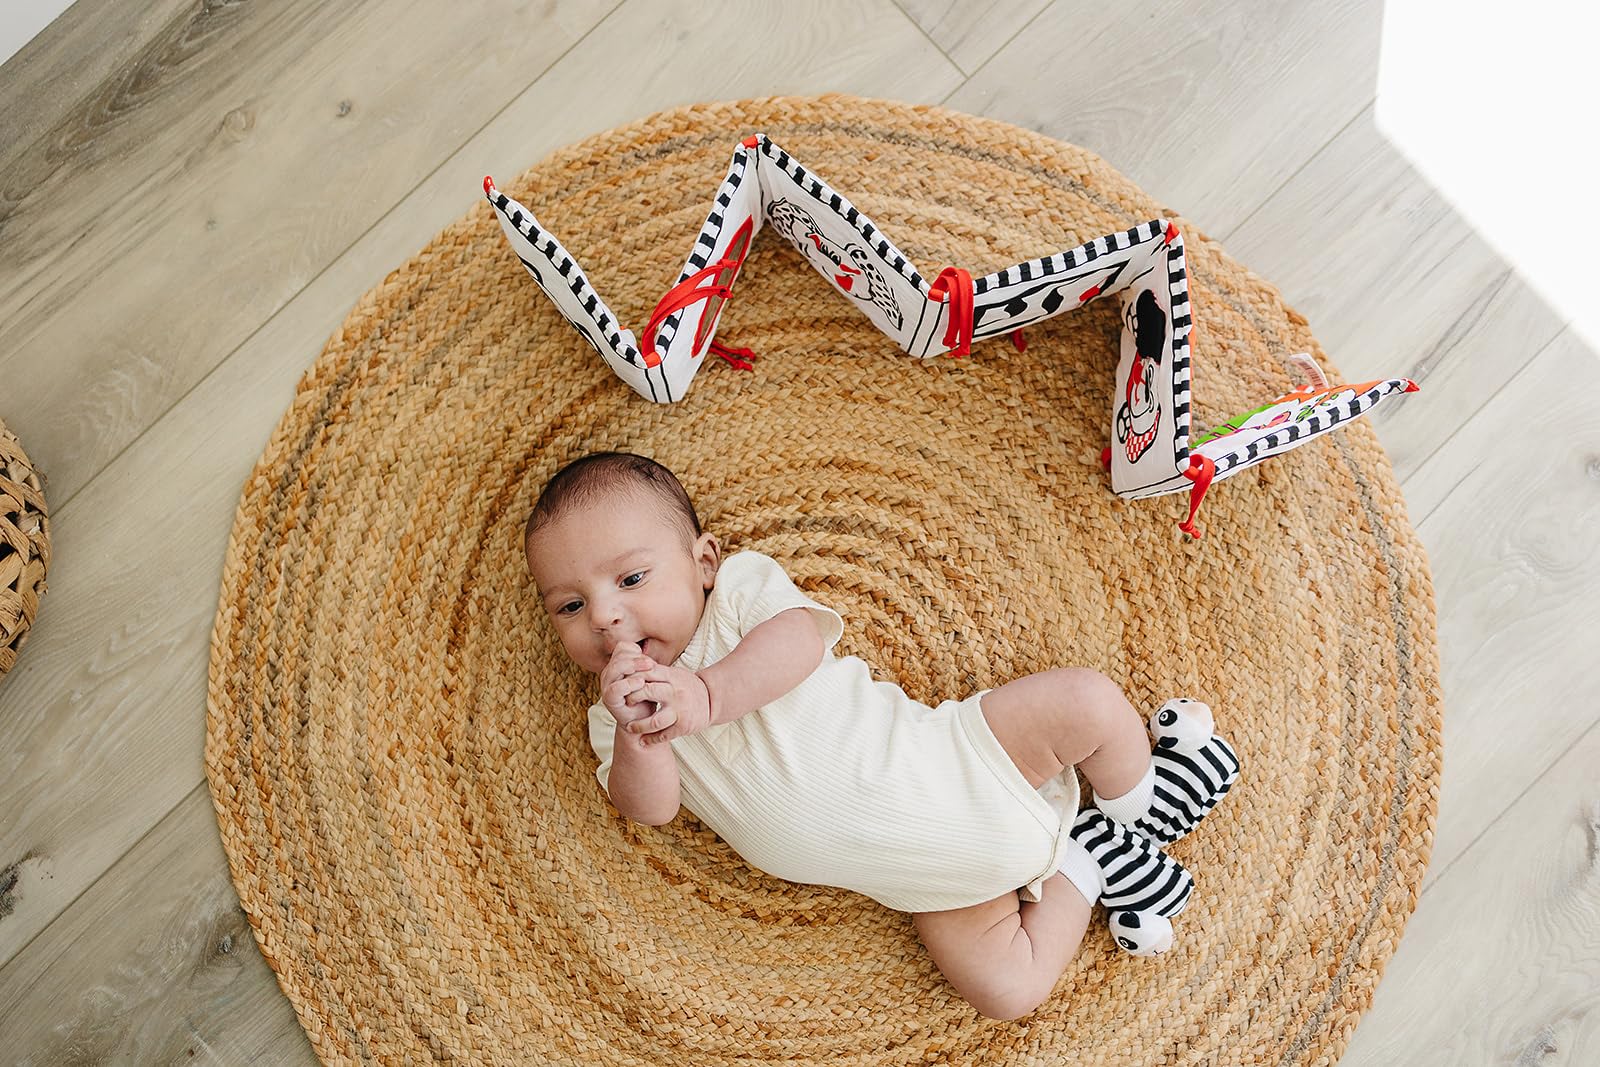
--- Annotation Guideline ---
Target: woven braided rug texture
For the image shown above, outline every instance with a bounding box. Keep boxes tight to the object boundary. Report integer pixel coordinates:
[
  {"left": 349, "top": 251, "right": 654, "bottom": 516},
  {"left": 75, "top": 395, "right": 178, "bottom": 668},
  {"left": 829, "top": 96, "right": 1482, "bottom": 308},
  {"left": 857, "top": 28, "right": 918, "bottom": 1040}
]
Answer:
[{"left": 205, "top": 95, "right": 1441, "bottom": 1066}]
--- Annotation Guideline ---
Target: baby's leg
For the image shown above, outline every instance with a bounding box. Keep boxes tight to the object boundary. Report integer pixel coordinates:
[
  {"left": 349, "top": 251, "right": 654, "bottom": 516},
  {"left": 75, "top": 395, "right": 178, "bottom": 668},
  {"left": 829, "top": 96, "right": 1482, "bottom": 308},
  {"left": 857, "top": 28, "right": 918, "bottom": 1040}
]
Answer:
[
  {"left": 979, "top": 667, "right": 1152, "bottom": 802},
  {"left": 913, "top": 873, "right": 1092, "bottom": 1021}
]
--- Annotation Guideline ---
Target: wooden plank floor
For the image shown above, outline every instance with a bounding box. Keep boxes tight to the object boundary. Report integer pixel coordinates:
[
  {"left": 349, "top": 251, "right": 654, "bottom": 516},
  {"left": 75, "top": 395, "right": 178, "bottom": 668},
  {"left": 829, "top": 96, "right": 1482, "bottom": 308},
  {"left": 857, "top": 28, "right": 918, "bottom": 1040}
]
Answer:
[{"left": 2, "top": 1, "right": 1595, "bottom": 1062}]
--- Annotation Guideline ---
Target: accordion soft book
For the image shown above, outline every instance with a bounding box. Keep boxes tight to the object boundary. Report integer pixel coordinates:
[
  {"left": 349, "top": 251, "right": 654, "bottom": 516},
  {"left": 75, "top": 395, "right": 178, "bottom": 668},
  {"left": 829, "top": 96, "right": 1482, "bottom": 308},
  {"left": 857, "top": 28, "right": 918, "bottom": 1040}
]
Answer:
[{"left": 484, "top": 134, "right": 1416, "bottom": 537}]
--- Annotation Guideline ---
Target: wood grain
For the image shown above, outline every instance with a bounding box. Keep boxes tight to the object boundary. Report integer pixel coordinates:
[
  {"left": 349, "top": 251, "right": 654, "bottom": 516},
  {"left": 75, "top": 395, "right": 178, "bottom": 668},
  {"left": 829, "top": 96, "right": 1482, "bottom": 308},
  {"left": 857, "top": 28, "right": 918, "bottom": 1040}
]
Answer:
[
  {"left": 1338, "top": 709, "right": 1600, "bottom": 1064},
  {"left": 0, "top": 0, "right": 612, "bottom": 508},
  {"left": 0, "top": 0, "right": 193, "bottom": 176},
  {"left": 1404, "top": 329, "right": 1600, "bottom": 890},
  {"left": 943, "top": 0, "right": 1384, "bottom": 235},
  {"left": 896, "top": 0, "right": 1052, "bottom": 75},
  {"left": 1, "top": 0, "right": 1594, "bottom": 1061},
  {"left": 0, "top": 785, "right": 318, "bottom": 1066},
  {"left": 0, "top": 0, "right": 963, "bottom": 990}
]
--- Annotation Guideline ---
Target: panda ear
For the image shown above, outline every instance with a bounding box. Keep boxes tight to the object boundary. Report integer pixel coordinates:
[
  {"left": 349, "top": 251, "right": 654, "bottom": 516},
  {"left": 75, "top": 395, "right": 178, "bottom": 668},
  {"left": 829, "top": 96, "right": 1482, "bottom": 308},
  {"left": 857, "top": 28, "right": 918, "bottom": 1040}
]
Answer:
[{"left": 1116, "top": 912, "right": 1142, "bottom": 929}]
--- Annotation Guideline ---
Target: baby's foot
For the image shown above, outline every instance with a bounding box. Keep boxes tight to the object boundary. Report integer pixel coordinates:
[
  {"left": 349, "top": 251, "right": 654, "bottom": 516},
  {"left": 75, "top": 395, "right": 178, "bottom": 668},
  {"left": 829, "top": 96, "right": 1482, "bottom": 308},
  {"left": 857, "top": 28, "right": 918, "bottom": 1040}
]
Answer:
[
  {"left": 1107, "top": 909, "right": 1175, "bottom": 956},
  {"left": 1069, "top": 809, "right": 1193, "bottom": 917},
  {"left": 1132, "top": 698, "right": 1241, "bottom": 845}
]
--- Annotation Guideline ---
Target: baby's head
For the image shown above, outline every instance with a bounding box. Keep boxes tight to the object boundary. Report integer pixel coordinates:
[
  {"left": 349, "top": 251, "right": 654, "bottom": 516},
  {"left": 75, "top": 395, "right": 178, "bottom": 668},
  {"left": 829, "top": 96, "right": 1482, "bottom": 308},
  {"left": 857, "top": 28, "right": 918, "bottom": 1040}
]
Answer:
[{"left": 524, "top": 451, "right": 720, "bottom": 676}]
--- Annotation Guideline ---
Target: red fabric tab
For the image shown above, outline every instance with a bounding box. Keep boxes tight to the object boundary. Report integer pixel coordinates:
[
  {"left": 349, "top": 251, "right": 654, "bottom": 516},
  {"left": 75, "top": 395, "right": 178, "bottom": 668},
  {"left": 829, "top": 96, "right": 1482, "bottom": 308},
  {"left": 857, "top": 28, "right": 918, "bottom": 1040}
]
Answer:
[
  {"left": 1178, "top": 454, "right": 1216, "bottom": 539},
  {"left": 708, "top": 340, "right": 756, "bottom": 370},
  {"left": 928, "top": 267, "right": 974, "bottom": 359},
  {"left": 640, "top": 258, "right": 741, "bottom": 368}
]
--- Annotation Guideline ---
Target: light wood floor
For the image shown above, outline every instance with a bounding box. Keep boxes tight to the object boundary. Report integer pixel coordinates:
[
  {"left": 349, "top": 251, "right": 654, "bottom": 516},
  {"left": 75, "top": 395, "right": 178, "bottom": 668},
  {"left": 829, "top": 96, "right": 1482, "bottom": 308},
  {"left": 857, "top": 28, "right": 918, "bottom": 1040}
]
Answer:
[{"left": 2, "top": 1, "right": 1596, "bottom": 1063}]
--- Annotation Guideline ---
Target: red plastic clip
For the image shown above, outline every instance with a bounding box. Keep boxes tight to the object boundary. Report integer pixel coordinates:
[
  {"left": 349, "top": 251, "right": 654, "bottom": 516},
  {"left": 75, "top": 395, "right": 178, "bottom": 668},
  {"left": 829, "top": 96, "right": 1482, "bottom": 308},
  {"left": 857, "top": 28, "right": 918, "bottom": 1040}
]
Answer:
[
  {"left": 1011, "top": 329, "right": 1027, "bottom": 352},
  {"left": 1178, "top": 454, "right": 1216, "bottom": 539}
]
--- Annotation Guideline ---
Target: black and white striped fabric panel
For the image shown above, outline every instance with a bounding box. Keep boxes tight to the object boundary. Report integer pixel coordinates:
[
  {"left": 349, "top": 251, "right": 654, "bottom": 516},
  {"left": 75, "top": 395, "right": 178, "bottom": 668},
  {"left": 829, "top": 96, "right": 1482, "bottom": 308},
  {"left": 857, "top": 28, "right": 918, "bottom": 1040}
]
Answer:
[
  {"left": 1162, "top": 233, "right": 1193, "bottom": 478},
  {"left": 483, "top": 182, "right": 689, "bottom": 403},
  {"left": 970, "top": 220, "right": 1165, "bottom": 338},
  {"left": 1108, "top": 228, "right": 1194, "bottom": 498},
  {"left": 753, "top": 136, "right": 927, "bottom": 351},
  {"left": 1194, "top": 378, "right": 1419, "bottom": 484},
  {"left": 649, "top": 140, "right": 765, "bottom": 370}
]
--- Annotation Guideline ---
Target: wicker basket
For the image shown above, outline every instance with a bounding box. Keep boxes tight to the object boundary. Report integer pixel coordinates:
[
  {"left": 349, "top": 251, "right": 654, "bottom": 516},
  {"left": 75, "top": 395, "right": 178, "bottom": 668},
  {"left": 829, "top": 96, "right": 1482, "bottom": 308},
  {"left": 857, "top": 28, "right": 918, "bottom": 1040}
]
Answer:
[{"left": 0, "top": 417, "right": 49, "bottom": 679}]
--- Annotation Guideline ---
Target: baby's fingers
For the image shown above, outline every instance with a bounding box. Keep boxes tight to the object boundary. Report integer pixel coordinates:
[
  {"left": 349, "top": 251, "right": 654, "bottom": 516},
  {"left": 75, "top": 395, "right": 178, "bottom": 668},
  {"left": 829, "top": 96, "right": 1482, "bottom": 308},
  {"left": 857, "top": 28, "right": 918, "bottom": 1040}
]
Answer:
[
  {"left": 627, "top": 703, "right": 677, "bottom": 735},
  {"left": 605, "top": 673, "right": 651, "bottom": 713},
  {"left": 624, "top": 679, "right": 675, "bottom": 708}
]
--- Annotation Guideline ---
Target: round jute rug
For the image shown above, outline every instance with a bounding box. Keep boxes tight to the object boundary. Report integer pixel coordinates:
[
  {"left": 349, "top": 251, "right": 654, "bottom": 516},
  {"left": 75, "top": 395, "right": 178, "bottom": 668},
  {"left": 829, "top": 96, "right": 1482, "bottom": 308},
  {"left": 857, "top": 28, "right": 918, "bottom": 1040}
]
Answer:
[{"left": 205, "top": 95, "right": 1441, "bottom": 1066}]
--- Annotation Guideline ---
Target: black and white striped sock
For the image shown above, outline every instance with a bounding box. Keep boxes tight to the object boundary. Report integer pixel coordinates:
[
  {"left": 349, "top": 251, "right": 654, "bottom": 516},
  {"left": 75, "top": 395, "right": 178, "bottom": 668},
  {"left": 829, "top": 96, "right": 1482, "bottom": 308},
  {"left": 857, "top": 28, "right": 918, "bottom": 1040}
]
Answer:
[
  {"left": 1131, "top": 698, "right": 1241, "bottom": 846},
  {"left": 1069, "top": 809, "right": 1193, "bottom": 917}
]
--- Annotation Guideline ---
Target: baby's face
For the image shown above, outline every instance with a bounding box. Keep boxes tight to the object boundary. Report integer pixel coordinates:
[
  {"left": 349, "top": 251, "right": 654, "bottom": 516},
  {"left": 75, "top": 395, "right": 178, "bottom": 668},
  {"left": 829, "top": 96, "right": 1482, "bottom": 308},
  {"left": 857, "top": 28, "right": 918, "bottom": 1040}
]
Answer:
[{"left": 525, "top": 488, "right": 719, "bottom": 676}]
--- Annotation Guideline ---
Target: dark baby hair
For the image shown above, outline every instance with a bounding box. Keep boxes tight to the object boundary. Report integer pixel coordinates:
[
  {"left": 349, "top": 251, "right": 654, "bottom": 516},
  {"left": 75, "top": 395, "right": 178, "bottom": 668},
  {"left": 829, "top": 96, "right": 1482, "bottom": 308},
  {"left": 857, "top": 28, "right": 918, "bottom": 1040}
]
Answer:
[{"left": 524, "top": 451, "right": 703, "bottom": 556}]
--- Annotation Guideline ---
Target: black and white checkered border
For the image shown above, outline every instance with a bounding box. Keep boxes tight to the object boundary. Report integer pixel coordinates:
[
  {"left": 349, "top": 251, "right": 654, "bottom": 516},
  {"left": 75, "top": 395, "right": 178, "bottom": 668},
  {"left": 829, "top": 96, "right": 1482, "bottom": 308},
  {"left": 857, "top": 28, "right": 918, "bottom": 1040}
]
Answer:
[
  {"left": 1206, "top": 379, "right": 1414, "bottom": 478},
  {"left": 968, "top": 220, "right": 1165, "bottom": 345},
  {"left": 1164, "top": 231, "right": 1193, "bottom": 476},
  {"left": 648, "top": 140, "right": 759, "bottom": 362},
  {"left": 756, "top": 135, "right": 927, "bottom": 293},
  {"left": 487, "top": 190, "right": 644, "bottom": 369},
  {"left": 971, "top": 219, "right": 1160, "bottom": 301}
]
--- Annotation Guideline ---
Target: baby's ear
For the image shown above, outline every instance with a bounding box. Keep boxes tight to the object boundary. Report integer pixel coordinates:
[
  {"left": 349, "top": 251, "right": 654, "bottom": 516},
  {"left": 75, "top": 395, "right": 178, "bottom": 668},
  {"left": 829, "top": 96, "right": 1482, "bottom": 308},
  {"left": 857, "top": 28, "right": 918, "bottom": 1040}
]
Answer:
[{"left": 696, "top": 533, "right": 721, "bottom": 589}]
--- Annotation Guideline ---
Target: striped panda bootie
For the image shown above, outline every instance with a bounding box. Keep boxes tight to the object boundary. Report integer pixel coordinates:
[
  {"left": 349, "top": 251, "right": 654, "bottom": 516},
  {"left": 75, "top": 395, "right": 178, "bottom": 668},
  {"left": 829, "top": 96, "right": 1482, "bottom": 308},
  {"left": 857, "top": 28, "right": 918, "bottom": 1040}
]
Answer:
[
  {"left": 1067, "top": 808, "right": 1193, "bottom": 955},
  {"left": 1044, "top": 697, "right": 1241, "bottom": 956},
  {"left": 1130, "top": 698, "right": 1241, "bottom": 845},
  {"left": 1092, "top": 697, "right": 1240, "bottom": 842}
]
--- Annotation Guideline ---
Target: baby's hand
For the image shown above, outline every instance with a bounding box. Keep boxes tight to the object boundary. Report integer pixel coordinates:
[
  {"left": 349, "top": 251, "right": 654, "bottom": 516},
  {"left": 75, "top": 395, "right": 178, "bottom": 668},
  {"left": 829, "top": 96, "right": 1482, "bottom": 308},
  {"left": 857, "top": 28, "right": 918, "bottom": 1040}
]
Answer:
[
  {"left": 600, "top": 642, "right": 661, "bottom": 726},
  {"left": 621, "top": 664, "right": 712, "bottom": 746}
]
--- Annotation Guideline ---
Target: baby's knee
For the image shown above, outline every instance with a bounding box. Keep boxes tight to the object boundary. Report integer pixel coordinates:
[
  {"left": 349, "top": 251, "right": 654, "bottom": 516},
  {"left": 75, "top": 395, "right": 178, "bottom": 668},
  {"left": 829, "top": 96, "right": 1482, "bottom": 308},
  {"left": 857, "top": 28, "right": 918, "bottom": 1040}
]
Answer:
[
  {"left": 1051, "top": 667, "right": 1126, "bottom": 718},
  {"left": 972, "top": 980, "right": 1052, "bottom": 1022}
]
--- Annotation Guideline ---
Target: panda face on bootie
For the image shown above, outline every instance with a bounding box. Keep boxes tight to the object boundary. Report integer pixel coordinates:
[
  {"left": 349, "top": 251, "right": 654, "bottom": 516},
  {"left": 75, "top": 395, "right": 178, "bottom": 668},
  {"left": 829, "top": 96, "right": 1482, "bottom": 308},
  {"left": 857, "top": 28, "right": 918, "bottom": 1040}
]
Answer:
[
  {"left": 1110, "top": 909, "right": 1174, "bottom": 956},
  {"left": 1151, "top": 697, "right": 1216, "bottom": 748}
]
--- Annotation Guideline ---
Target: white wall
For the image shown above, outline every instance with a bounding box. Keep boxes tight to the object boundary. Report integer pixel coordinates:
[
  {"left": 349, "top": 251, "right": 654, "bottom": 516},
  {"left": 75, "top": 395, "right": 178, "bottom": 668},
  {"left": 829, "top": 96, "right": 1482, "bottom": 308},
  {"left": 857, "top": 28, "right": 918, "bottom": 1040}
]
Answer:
[
  {"left": 1, "top": 0, "right": 77, "bottom": 69},
  {"left": 1378, "top": 1, "right": 1600, "bottom": 352}
]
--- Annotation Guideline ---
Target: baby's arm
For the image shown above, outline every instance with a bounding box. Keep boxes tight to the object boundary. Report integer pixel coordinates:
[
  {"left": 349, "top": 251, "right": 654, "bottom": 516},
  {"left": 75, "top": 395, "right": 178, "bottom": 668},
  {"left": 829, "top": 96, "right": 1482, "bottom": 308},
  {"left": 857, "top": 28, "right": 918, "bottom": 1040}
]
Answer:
[
  {"left": 606, "top": 725, "right": 680, "bottom": 825},
  {"left": 698, "top": 606, "right": 824, "bottom": 727},
  {"left": 600, "top": 642, "right": 681, "bottom": 825},
  {"left": 621, "top": 606, "right": 826, "bottom": 740},
  {"left": 604, "top": 610, "right": 820, "bottom": 822}
]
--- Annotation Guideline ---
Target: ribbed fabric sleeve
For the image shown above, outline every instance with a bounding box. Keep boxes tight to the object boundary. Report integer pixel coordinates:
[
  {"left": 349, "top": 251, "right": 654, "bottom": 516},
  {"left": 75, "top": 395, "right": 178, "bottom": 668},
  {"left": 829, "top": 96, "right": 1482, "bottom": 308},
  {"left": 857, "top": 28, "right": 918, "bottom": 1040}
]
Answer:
[{"left": 718, "top": 550, "right": 845, "bottom": 654}]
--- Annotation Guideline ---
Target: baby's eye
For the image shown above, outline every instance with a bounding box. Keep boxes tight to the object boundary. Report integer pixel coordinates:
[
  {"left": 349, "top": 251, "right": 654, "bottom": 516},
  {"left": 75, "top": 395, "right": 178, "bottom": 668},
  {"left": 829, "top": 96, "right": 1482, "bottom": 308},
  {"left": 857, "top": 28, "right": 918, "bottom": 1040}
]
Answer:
[
  {"left": 556, "top": 600, "right": 581, "bottom": 615},
  {"left": 621, "top": 571, "right": 645, "bottom": 587}
]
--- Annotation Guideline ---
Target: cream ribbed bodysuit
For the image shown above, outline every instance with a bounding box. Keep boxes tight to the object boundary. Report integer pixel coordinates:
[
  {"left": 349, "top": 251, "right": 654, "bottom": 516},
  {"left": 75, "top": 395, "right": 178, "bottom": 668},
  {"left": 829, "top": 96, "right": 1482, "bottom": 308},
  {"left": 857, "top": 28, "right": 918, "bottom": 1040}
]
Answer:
[{"left": 588, "top": 550, "right": 1080, "bottom": 912}]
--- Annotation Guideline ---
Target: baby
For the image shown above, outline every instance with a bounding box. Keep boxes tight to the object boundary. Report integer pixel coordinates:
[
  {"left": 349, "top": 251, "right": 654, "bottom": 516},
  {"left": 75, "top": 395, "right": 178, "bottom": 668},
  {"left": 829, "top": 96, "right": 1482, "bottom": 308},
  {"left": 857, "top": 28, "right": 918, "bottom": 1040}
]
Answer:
[{"left": 525, "top": 450, "right": 1205, "bottom": 1021}]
